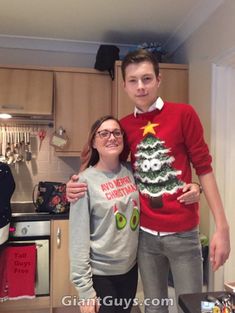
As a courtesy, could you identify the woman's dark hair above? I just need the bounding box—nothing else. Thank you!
[79,115,123,172]
[121,49,160,81]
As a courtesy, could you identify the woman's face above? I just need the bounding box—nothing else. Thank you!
[92,119,124,159]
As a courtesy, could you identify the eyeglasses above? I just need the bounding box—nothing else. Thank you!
[96,129,124,139]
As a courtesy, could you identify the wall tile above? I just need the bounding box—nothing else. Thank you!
[10,127,80,203]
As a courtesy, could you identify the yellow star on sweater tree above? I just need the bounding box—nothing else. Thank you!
[141,121,159,136]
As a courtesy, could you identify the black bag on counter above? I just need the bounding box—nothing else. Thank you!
[33,181,69,214]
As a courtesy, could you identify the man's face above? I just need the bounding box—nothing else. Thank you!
[123,61,161,112]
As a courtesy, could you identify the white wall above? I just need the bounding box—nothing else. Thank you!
[172,0,235,288]
[0,38,134,68]
[173,0,235,139]
[0,47,96,68]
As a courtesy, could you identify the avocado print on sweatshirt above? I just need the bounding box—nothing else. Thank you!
[113,200,140,231]
[130,199,140,231]
[113,204,127,230]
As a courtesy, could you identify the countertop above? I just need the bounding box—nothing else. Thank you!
[11,202,69,221]
[11,211,69,222]
[178,291,231,313]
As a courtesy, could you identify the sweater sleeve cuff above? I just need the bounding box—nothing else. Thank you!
[78,286,97,300]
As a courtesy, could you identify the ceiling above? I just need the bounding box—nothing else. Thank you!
[0,0,224,55]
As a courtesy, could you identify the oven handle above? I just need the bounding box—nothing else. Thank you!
[56,227,61,248]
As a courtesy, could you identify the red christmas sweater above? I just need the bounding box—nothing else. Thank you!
[120,102,212,232]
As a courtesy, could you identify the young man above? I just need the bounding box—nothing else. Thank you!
[67,50,230,313]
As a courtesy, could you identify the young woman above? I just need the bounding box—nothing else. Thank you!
[69,115,140,313]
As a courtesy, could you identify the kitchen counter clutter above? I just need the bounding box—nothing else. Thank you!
[179,291,234,313]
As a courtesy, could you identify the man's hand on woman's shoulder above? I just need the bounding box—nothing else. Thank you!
[66,174,87,202]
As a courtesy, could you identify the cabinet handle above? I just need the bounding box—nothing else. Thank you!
[56,227,61,248]
[1,104,24,110]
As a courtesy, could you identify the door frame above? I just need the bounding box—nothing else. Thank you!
[209,50,235,290]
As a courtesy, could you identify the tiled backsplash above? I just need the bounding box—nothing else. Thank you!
[10,127,80,202]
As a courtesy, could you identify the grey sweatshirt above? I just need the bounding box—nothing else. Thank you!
[69,163,140,299]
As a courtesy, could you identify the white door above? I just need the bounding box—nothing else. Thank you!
[210,63,235,289]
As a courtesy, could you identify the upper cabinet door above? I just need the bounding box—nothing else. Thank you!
[54,70,112,156]
[112,61,188,119]
[158,64,189,103]
[0,68,53,115]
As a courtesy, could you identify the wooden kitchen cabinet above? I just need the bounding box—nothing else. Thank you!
[0,219,76,313]
[112,61,188,119]
[0,68,53,116]
[50,219,77,309]
[54,69,112,156]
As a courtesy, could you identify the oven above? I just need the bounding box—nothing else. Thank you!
[9,218,50,296]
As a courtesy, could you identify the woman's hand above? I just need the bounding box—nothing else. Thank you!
[177,183,201,205]
[80,297,100,313]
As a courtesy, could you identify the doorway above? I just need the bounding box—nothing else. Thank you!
[210,61,235,289]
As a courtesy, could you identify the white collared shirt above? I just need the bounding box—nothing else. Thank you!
[134,97,164,117]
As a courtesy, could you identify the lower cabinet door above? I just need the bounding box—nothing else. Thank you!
[51,219,77,308]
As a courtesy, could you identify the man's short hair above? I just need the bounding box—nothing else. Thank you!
[121,49,160,81]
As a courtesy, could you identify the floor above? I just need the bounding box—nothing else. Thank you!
[135,277,208,313]
[134,276,178,313]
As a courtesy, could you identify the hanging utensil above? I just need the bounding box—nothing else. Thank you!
[0,127,6,162]
[38,129,46,151]
[5,131,14,164]
[25,132,32,161]
[17,129,24,162]
[0,127,3,157]
[13,130,22,163]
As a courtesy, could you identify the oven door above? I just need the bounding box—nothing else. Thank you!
[8,238,50,296]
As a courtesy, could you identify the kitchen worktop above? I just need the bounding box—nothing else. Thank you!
[11,201,69,221]
[179,291,231,313]
[12,211,69,221]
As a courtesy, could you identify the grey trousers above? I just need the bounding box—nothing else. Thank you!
[138,228,203,313]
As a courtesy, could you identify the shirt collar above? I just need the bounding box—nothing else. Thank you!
[134,97,164,117]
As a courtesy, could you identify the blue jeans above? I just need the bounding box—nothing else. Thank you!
[138,229,203,313]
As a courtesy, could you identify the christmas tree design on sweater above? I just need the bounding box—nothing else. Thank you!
[134,121,184,208]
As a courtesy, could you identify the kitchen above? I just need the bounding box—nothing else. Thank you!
[0,1,235,312]
[0,60,190,313]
